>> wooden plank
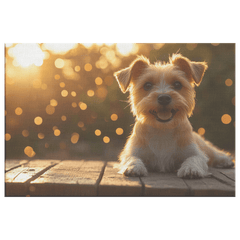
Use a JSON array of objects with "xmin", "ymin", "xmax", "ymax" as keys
[
  {"xmin": 98, "ymin": 161, "xmax": 143, "ymax": 196},
  {"xmin": 183, "ymin": 176, "xmax": 235, "ymax": 196},
  {"xmin": 141, "ymin": 172, "xmax": 190, "ymax": 196},
  {"xmin": 30, "ymin": 160, "xmax": 106, "ymax": 196},
  {"xmin": 209, "ymin": 168, "xmax": 235, "ymax": 187},
  {"xmin": 218, "ymin": 168, "xmax": 235, "ymax": 181},
  {"xmin": 5, "ymin": 160, "xmax": 60, "ymax": 196},
  {"xmin": 5, "ymin": 159, "xmax": 29, "ymax": 172}
]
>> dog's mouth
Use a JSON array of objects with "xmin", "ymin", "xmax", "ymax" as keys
[{"xmin": 149, "ymin": 109, "xmax": 178, "ymax": 123}]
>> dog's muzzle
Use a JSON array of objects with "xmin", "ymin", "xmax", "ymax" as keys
[{"xmin": 149, "ymin": 109, "xmax": 178, "ymax": 123}]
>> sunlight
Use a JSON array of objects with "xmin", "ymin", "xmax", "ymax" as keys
[
  {"xmin": 116, "ymin": 43, "xmax": 139, "ymax": 56},
  {"xmin": 8, "ymin": 43, "xmax": 45, "ymax": 68},
  {"xmin": 43, "ymin": 43, "xmax": 78, "ymax": 55}
]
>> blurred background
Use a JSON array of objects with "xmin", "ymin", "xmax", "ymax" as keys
[{"xmin": 5, "ymin": 43, "xmax": 235, "ymax": 161}]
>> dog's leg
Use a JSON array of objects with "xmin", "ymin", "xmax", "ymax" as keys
[
  {"xmin": 177, "ymin": 143, "xmax": 210, "ymax": 178},
  {"xmin": 193, "ymin": 132, "xmax": 234, "ymax": 168},
  {"xmin": 118, "ymin": 156, "xmax": 148, "ymax": 177}
]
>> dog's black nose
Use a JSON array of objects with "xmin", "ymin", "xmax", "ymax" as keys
[{"xmin": 158, "ymin": 94, "xmax": 171, "ymax": 105}]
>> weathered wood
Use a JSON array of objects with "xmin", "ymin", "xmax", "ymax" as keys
[
  {"xmin": 30, "ymin": 160, "xmax": 106, "ymax": 196},
  {"xmin": 4, "ymin": 159, "xmax": 235, "ymax": 197},
  {"xmin": 183, "ymin": 176, "xmax": 234, "ymax": 196},
  {"xmin": 209, "ymin": 168, "xmax": 235, "ymax": 187},
  {"xmin": 141, "ymin": 172, "xmax": 190, "ymax": 196},
  {"xmin": 218, "ymin": 168, "xmax": 235, "ymax": 181},
  {"xmin": 98, "ymin": 161, "xmax": 143, "ymax": 196},
  {"xmin": 5, "ymin": 160, "xmax": 60, "ymax": 196},
  {"xmin": 5, "ymin": 159, "xmax": 29, "ymax": 172}
]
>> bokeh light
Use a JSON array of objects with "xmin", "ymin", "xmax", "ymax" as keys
[
  {"xmin": 71, "ymin": 91, "xmax": 77, "ymax": 97},
  {"xmin": 75, "ymin": 66, "xmax": 81, "ymax": 72},
  {"xmin": 60, "ymin": 82, "xmax": 65, "ymax": 88},
  {"xmin": 8, "ymin": 43, "xmax": 45, "ymax": 67},
  {"xmin": 84, "ymin": 63, "xmax": 92, "ymax": 71},
  {"xmin": 225, "ymin": 79, "xmax": 233, "ymax": 86},
  {"xmin": 95, "ymin": 129, "xmax": 101, "ymax": 136},
  {"xmin": 54, "ymin": 129, "xmax": 61, "ymax": 136},
  {"xmin": 79, "ymin": 102, "xmax": 87, "ymax": 110},
  {"xmin": 198, "ymin": 128, "xmax": 205, "ymax": 136},
  {"xmin": 103, "ymin": 136, "xmax": 110, "ymax": 143},
  {"xmin": 61, "ymin": 115, "xmax": 67, "ymax": 121},
  {"xmin": 34, "ymin": 116, "xmax": 43, "ymax": 125},
  {"xmin": 46, "ymin": 105, "xmax": 55, "ymax": 115},
  {"xmin": 15, "ymin": 107, "xmax": 23, "ymax": 115},
  {"xmin": 87, "ymin": 90, "xmax": 95, "ymax": 97},
  {"xmin": 111, "ymin": 114, "xmax": 118, "ymax": 121},
  {"xmin": 116, "ymin": 43, "xmax": 138, "ymax": 56},
  {"xmin": 71, "ymin": 132, "xmax": 79, "ymax": 144},
  {"xmin": 50, "ymin": 99, "xmax": 58, "ymax": 107},
  {"xmin": 61, "ymin": 90, "xmax": 68, "ymax": 97},
  {"xmin": 55, "ymin": 58, "xmax": 65, "ymax": 69},
  {"xmin": 22, "ymin": 130, "xmax": 29, "ymax": 137},
  {"xmin": 95, "ymin": 77, "xmax": 103, "ymax": 85},
  {"xmin": 55, "ymin": 74, "xmax": 61, "ymax": 80},
  {"xmin": 221, "ymin": 114, "xmax": 232, "ymax": 124},
  {"xmin": 43, "ymin": 43, "xmax": 78, "ymax": 55},
  {"xmin": 78, "ymin": 121, "xmax": 84, "ymax": 128},
  {"xmin": 72, "ymin": 102, "xmax": 77, "ymax": 108},
  {"xmin": 116, "ymin": 128, "xmax": 124, "ymax": 135},
  {"xmin": 38, "ymin": 133, "xmax": 45, "ymax": 139},
  {"xmin": 5, "ymin": 133, "xmax": 11, "ymax": 141},
  {"xmin": 24, "ymin": 146, "xmax": 36, "ymax": 157}
]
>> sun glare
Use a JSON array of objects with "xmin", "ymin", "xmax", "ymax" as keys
[
  {"xmin": 116, "ymin": 43, "xmax": 139, "ymax": 56},
  {"xmin": 8, "ymin": 43, "xmax": 45, "ymax": 68},
  {"xmin": 43, "ymin": 43, "xmax": 78, "ymax": 55}
]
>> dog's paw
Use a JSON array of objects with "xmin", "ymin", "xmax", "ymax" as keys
[
  {"xmin": 118, "ymin": 157, "xmax": 148, "ymax": 177},
  {"xmin": 177, "ymin": 165, "xmax": 206, "ymax": 179},
  {"xmin": 213, "ymin": 155, "xmax": 235, "ymax": 168},
  {"xmin": 123, "ymin": 164, "xmax": 148, "ymax": 177}
]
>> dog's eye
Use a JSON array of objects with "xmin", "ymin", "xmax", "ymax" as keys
[
  {"xmin": 144, "ymin": 82, "xmax": 153, "ymax": 91},
  {"xmin": 173, "ymin": 81, "xmax": 182, "ymax": 90}
]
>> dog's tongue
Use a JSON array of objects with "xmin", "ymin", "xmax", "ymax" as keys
[{"xmin": 157, "ymin": 111, "xmax": 172, "ymax": 120}]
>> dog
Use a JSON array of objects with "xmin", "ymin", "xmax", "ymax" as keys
[{"xmin": 113, "ymin": 54, "xmax": 234, "ymax": 178}]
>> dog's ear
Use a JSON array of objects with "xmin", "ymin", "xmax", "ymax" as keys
[
  {"xmin": 171, "ymin": 54, "xmax": 208, "ymax": 86},
  {"xmin": 114, "ymin": 56, "xmax": 150, "ymax": 93}
]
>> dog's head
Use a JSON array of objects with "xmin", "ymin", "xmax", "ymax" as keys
[{"xmin": 114, "ymin": 54, "xmax": 208, "ymax": 129}]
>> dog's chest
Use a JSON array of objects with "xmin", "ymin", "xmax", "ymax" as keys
[{"xmin": 145, "ymin": 129, "xmax": 178, "ymax": 171}]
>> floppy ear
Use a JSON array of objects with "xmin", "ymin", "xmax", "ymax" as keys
[
  {"xmin": 114, "ymin": 56, "xmax": 150, "ymax": 93},
  {"xmin": 171, "ymin": 54, "xmax": 208, "ymax": 86}
]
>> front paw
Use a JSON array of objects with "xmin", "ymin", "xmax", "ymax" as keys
[
  {"xmin": 119, "ymin": 157, "xmax": 148, "ymax": 177},
  {"xmin": 213, "ymin": 155, "xmax": 235, "ymax": 168},
  {"xmin": 177, "ymin": 165, "xmax": 206, "ymax": 179},
  {"xmin": 177, "ymin": 156, "xmax": 210, "ymax": 179}
]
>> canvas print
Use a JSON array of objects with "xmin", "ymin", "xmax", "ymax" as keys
[{"xmin": 5, "ymin": 43, "xmax": 235, "ymax": 196}]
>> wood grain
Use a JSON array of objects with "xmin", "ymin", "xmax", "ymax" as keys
[
  {"xmin": 30, "ymin": 160, "xmax": 106, "ymax": 196},
  {"xmin": 98, "ymin": 161, "xmax": 143, "ymax": 196},
  {"xmin": 5, "ymin": 160, "xmax": 60, "ymax": 196},
  {"xmin": 5, "ymin": 159, "xmax": 29, "ymax": 172},
  {"xmin": 141, "ymin": 172, "xmax": 189, "ymax": 196}
]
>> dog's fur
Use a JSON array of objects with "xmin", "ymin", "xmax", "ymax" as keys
[{"xmin": 114, "ymin": 54, "xmax": 234, "ymax": 178}]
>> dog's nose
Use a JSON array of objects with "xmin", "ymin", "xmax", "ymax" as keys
[{"xmin": 158, "ymin": 94, "xmax": 171, "ymax": 105}]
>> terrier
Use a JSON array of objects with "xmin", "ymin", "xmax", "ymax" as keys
[{"xmin": 114, "ymin": 54, "xmax": 234, "ymax": 178}]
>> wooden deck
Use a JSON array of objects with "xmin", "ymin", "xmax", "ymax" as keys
[{"xmin": 5, "ymin": 159, "xmax": 235, "ymax": 197}]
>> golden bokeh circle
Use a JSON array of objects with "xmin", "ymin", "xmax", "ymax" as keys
[
  {"xmin": 225, "ymin": 79, "xmax": 233, "ymax": 87},
  {"xmin": 95, "ymin": 129, "xmax": 101, "ymax": 136},
  {"xmin": 34, "ymin": 116, "xmax": 43, "ymax": 125},
  {"xmin": 221, "ymin": 114, "xmax": 232, "ymax": 124},
  {"xmin": 103, "ymin": 136, "xmax": 110, "ymax": 143},
  {"xmin": 84, "ymin": 63, "xmax": 92, "ymax": 71},
  {"xmin": 15, "ymin": 107, "xmax": 23, "ymax": 115},
  {"xmin": 5, "ymin": 133, "xmax": 11, "ymax": 141},
  {"xmin": 197, "ymin": 128, "xmax": 205, "ymax": 136},
  {"xmin": 116, "ymin": 128, "xmax": 124, "ymax": 135}
]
